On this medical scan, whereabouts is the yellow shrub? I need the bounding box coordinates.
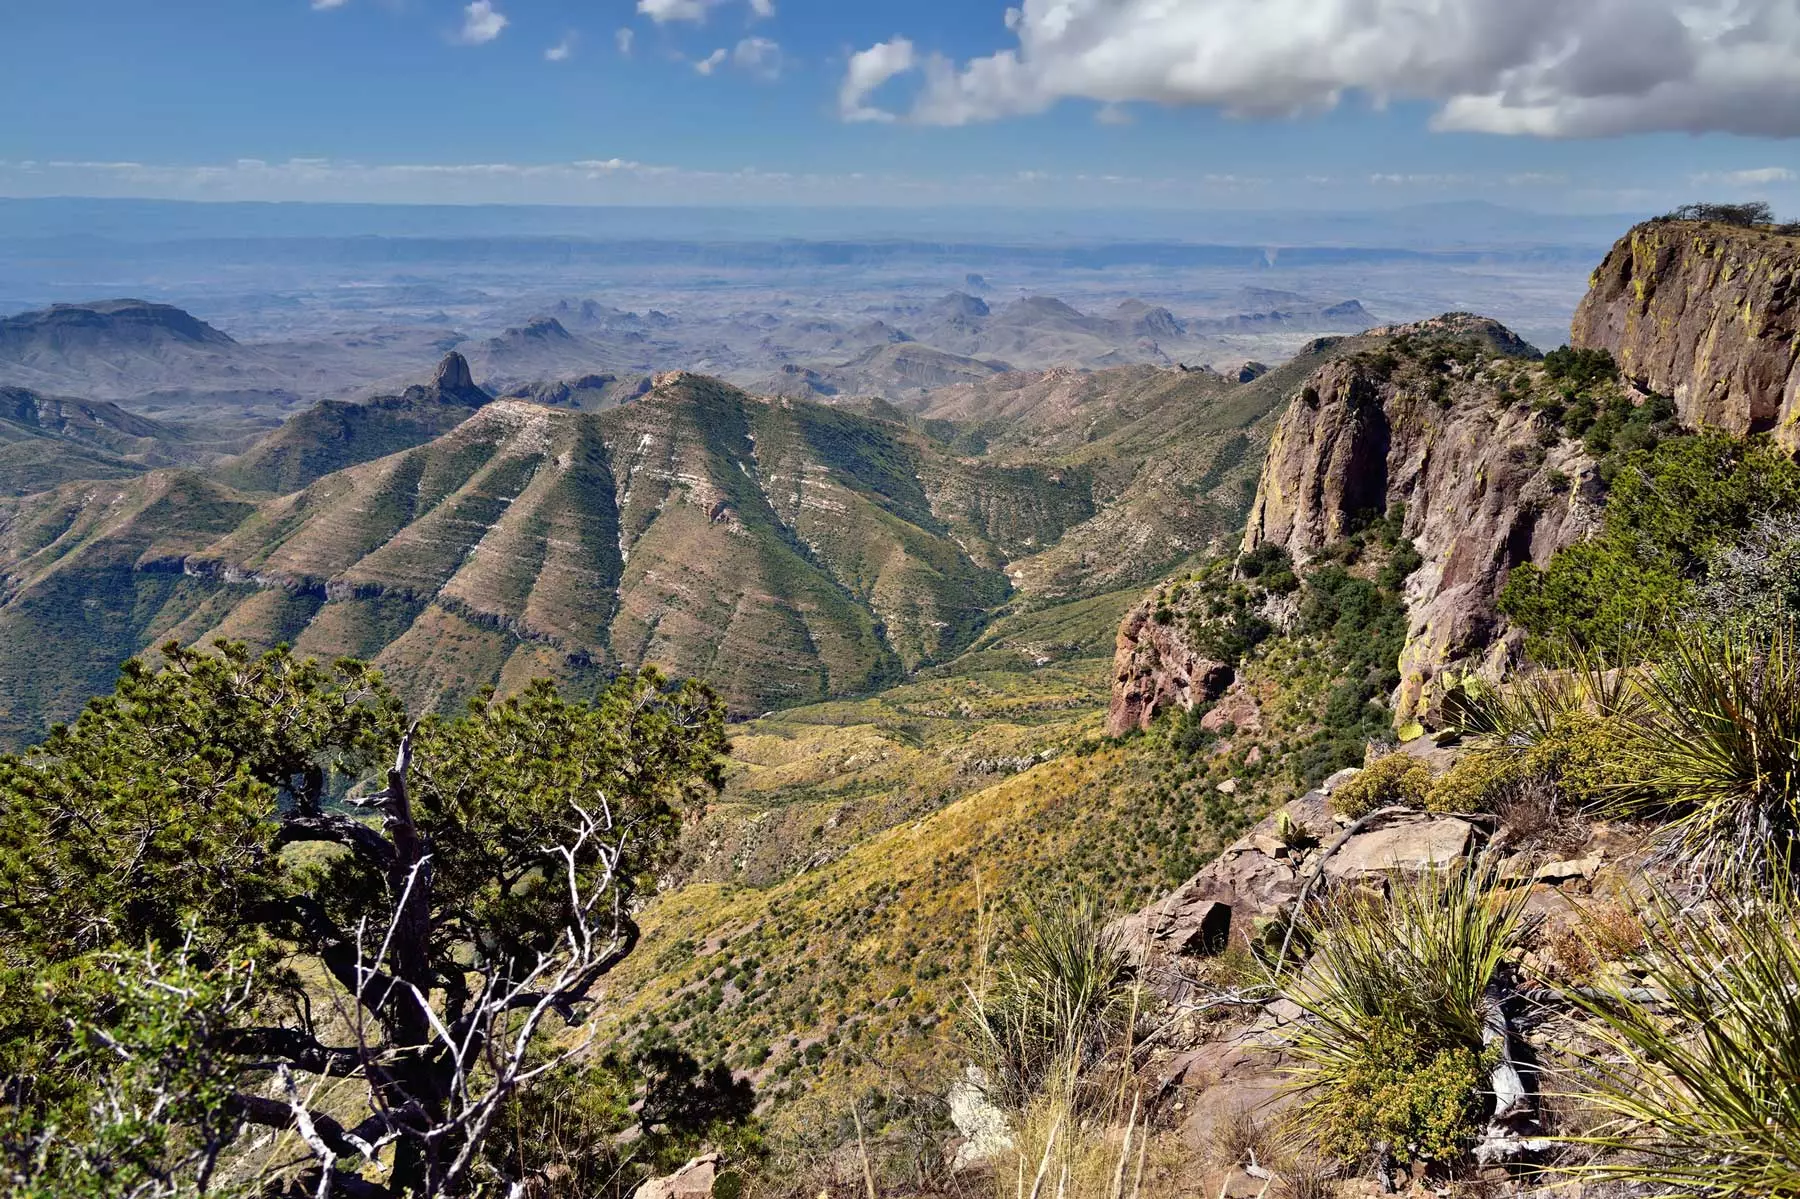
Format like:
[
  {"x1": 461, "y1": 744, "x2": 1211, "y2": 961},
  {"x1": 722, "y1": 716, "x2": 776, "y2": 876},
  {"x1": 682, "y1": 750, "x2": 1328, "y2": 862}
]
[
  {"x1": 1331, "y1": 754, "x2": 1432, "y2": 818},
  {"x1": 1428, "y1": 711, "x2": 1632, "y2": 814}
]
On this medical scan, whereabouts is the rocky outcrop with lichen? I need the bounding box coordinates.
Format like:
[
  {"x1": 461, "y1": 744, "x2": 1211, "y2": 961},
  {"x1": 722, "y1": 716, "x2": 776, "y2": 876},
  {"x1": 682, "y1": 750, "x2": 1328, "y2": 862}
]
[
  {"x1": 1106, "y1": 600, "x2": 1235, "y2": 736},
  {"x1": 1571, "y1": 220, "x2": 1800, "y2": 446},
  {"x1": 1106, "y1": 316, "x2": 1590, "y2": 734},
  {"x1": 1241, "y1": 316, "x2": 1597, "y2": 726}
]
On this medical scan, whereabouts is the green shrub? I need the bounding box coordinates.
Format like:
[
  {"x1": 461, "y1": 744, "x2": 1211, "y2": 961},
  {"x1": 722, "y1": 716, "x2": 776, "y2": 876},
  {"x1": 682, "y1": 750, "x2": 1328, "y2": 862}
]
[
  {"x1": 1616, "y1": 622, "x2": 1800, "y2": 885},
  {"x1": 1282, "y1": 866, "x2": 1527, "y2": 1169},
  {"x1": 1429, "y1": 709, "x2": 1634, "y2": 815},
  {"x1": 1566, "y1": 888, "x2": 1800, "y2": 1197},
  {"x1": 1501, "y1": 434, "x2": 1800, "y2": 658},
  {"x1": 1331, "y1": 753, "x2": 1432, "y2": 817},
  {"x1": 1312, "y1": 1019, "x2": 1492, "y2": 1167}
]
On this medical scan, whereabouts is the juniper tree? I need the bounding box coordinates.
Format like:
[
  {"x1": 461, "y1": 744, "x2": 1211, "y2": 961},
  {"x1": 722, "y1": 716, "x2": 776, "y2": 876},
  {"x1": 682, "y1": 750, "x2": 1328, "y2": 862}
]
[{"x1": 0, "y1": 642, "x2": 728, "y2": 1197}]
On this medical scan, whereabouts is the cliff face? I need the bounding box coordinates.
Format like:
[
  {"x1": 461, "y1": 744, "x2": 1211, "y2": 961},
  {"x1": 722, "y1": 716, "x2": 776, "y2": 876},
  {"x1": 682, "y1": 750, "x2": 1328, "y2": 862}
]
[
  {"x1": 1108, "y1": 316, "x2": 1599, "y2": 734},
  {"x1": 1107, "y1": 602, "x2": 1233, "y2": 736},
  {"x1": 1245, "y1": 320, "x2": 1597, "y2": 724},
  {"x1": 1572, "y1": 220, "x2": 1800, "y2": 445}
]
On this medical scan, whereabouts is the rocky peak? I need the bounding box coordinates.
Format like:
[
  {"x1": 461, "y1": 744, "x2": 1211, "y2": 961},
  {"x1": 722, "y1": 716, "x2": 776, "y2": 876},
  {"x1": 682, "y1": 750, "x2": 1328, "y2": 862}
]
[
  {"x1": 1239, "y1": 319, "x2": 1592, "y2": 723},
  {"x1": 433, "y1": 351, "x2": 476, "y2": 394},
  {"x1": 1106, "y1": 315, "x2": 1592, "y2": 736},
  {"x1": 1571, "y1": 219, "x2": 1800, "y2": 445}
]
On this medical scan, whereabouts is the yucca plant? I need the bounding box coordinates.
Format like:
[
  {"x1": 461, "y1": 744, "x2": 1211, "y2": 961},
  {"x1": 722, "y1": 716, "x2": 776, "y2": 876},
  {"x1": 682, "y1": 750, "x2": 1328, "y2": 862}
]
[
  {"x1": 1450, "y1": 644, "x2": 1643, "y2": 750},
  {"x1": 1560, "y1": 887, "x2": 1800, "y2": 1198},
  {"x1": 1618, "y1": 621, "x2": 1800, "y2": 885},
  {"x1": 960, "y1": 897, "x2": 1135, "y2": 1114},
  {"x1": 1281, "y1": 866, "x2": 1531, "y2": 1168}
]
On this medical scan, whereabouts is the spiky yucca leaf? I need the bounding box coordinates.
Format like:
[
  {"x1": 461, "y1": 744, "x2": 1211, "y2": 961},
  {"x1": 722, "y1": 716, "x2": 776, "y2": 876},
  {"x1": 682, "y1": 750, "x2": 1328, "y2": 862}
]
[
  {"x1": 1620, "y1": 622, "x2": 1800, "y2": 885},
  {"x1": 1281, "y1": 866, "x2": 1530, "y2": 1165},
  {"x1": 960, "y1": 897, "x2": 1135, "y2": 1113},
  {"x1": 1562, "y1": 888, "x2": 1800, "y2": 1199},
  {"x1": 1452, "y1": 644, "x2": 1643, "y2": 751}
]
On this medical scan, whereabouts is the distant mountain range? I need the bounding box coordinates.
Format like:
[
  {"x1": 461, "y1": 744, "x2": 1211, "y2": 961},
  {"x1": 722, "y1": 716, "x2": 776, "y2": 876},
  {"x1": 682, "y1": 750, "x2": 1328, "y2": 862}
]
[
  {"x1": 0, "y1": 344, "x2": 1309, "y2": 744},
  {"x1": 0, "y1": 290, "x2": 1380, "y2": 424}
]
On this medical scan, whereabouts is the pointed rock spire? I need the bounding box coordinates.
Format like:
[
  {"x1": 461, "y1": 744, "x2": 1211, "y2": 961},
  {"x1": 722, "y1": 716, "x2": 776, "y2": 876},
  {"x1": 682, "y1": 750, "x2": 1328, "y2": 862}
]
[{"x1": 434, "y1": 352, "x2": 476, "y2": 393}]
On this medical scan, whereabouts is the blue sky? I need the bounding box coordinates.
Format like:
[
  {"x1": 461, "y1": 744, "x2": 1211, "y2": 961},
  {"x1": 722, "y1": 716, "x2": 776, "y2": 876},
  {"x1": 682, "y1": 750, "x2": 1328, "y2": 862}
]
[{"x1": 2, "y1": 0, "x2": 1796, "y2": 211}]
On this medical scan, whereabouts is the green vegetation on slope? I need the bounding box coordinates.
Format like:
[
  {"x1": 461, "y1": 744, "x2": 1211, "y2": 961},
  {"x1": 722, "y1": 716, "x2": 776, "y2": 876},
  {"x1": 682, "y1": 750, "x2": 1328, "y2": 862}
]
[{"x1": 1501, "y1": 432, "x2": 1800, "y2": 655}]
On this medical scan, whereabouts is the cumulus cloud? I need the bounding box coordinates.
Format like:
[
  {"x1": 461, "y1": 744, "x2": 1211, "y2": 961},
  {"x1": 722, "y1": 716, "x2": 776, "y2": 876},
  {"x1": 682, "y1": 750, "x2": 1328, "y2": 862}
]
[
  {"x1": 311, "y1": 0, "x2": 350, "y2": 10},
  {"x1": 840, "y1": 38, "x2": 917, "y2": 122},
  {"x1": 693, "y1": 48, "x2": 729, "y2": 75},
  {"x1": 456, "y1": 0, "x2": 506, "y2": 45},
  {"x1": 616, "y1": 27, "x2": 636, "y2": 55},
  {"x1": 638, "y1": 0, "x2": 770, "y2": 24},
  {"x1": 545, "y1": 33, "x2": 576, "y2": 62},
  {"x1": 842, "y1": 0, "x2": 1800, "y2": 137}
]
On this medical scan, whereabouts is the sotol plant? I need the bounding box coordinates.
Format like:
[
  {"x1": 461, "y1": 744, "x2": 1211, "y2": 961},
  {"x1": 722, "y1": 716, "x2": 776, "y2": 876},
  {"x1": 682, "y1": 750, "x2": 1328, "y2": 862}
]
[
  {"x1": 1281, "y1": 866, "x2": 1529, "y2": 1169},
  {"x1": 1619, "y1": 622, "x2": 1800, "y2": 885},
  {"x1": 1563, "y1": 887, "x2": 1800, "y2": 1198}
]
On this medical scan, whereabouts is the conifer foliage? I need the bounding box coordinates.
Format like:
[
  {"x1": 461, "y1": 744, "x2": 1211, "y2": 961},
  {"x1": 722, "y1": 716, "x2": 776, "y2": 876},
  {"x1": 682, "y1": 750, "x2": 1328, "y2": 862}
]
[{"x1": 0, "y1": 642, "x2": 728, "y2": 1198}]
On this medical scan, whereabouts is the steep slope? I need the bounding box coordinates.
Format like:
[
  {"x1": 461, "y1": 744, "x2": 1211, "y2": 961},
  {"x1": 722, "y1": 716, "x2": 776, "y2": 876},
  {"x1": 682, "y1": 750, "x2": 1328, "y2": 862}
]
[
  {"x1": 0, "y1": 387, "x2": 211, "y2": 495},
  {"x1": 0, "y1": 471, "x2": 262, "y2": 744},
  {"x1": 1109, "y1": 315, "x2": 1584, "y2": 737},
  {"x1": 907, "y1": 352, "x2": 1330, "y2": 599},
  {"x1": 1571, "y1": 219, "x2": 1800, "y2": 445},
  {"x1": 1, "y1": 374, "x2": 1127, "y2": 739},
  {"x1": 216, "y1": 353, "x2": 492, "y2": 494}
]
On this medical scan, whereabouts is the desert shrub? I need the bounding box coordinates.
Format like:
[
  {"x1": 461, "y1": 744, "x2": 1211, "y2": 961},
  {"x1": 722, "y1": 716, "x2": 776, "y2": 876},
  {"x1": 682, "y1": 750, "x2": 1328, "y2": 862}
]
[
  {"x1": 1311, "y1": 1020, "x2": 1489, "y2": 1168},
  {"x1": 1282, "y1": 866, "x2": 1528, "y2": 1170},
  {"x1": 1540, "y1": 346, "x2": 1618, "y2": 393},
  {"x1": 1564, "y1": 888, "x2": 1800, "y2": 1198},
  {"x1": 1330, "y1": 754, "x2": 1432, "y2": 818},
  {"x1": 1614, "y1": 622, "x2": 1800, "y2": 886},
  {"x1": 1696, "y1": 511, "x2": 1800, "y2": 627},
  {"x1": 1429, "y1": 709, "x2": 1634, "y2": 816},
  {"x1": 1501, "y1": 433, "x2": 1800, "y2": 658},
  {"x1": 960, "y1": 897, "x2": 1136, "y2": 1113}
]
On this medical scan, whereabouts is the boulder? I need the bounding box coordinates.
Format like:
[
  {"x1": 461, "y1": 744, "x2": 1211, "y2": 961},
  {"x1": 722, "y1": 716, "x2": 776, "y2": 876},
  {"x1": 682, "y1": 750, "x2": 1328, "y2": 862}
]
[
  {"x1": 633, "y1": 1154, "x2": 718, "y2": 1199},
  {"x1": 946, "y1": 1067, "x2": 1013, "y2": 1170},
  {"x1": 1323, "y1": 816, "x2": 1478, "y2": 880}
]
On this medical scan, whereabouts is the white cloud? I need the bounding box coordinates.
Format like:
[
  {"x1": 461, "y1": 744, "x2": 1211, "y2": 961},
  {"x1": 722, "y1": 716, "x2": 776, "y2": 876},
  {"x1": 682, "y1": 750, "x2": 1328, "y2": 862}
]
[
  {"x1": 1692, "y1": 166, "x2": 1799, "y2": 185},
  {"x1": 693, "y1": 48, "x2": 728, "y2": 75},
  {"x1": 840, "y1": 38, "x2": 916, "y2": 123},
  {"x1": 311, "y1": 0, "x2": 350, "y2": 10},
  {"x1": 733, "y1": 36, "x2": 783, "y2": 80},
  {"x1": 545, "y1": 33, "x2": 576, "y2": 62},
  {"x1": 638, "y1": 0, "x2": 770, "y2": 24},
  {"x1": 843, "y1": 0, "x2": 1800, "y2": 137},
  {"x1": 456, "y1": 0, "x2": 507, "y2": 45},
  {"x1": 616, "y1": 27, "x2": 636, "y2": 55}
]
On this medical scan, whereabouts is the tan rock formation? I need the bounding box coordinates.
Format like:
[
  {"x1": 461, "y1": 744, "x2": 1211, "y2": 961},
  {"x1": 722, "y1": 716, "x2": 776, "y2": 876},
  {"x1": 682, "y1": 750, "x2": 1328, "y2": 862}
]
[
  {"x1": 1241, "y1": 317, "x2": 1599, "y2": 724},
  {"x1": 1572, "y1": 220, "x2": 1800, "y2": 446}
]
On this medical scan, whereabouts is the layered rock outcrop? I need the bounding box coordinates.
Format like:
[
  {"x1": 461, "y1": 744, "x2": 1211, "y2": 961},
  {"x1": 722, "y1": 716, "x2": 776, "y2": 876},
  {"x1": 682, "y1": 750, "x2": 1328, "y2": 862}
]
[
  {"x1": 1107, "y1": 601, "x2": 1234, "y2": 736},
  {"x1": 1572, "y1": 220, "x2": 1800, "y2": 446},
  {"x1": 1242, "y1": 317, "x2": 1598, "y2": 724}
]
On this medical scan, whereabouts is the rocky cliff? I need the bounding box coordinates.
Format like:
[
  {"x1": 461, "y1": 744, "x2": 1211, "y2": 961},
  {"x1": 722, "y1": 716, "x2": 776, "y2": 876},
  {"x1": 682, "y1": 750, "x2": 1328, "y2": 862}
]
[
  {"x1": 1108, "y1": 316, "x2": 1599, "y2": 735},
  {"x1": 1572, "y1": 219, "x2": 1800, "y2": 445}
]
